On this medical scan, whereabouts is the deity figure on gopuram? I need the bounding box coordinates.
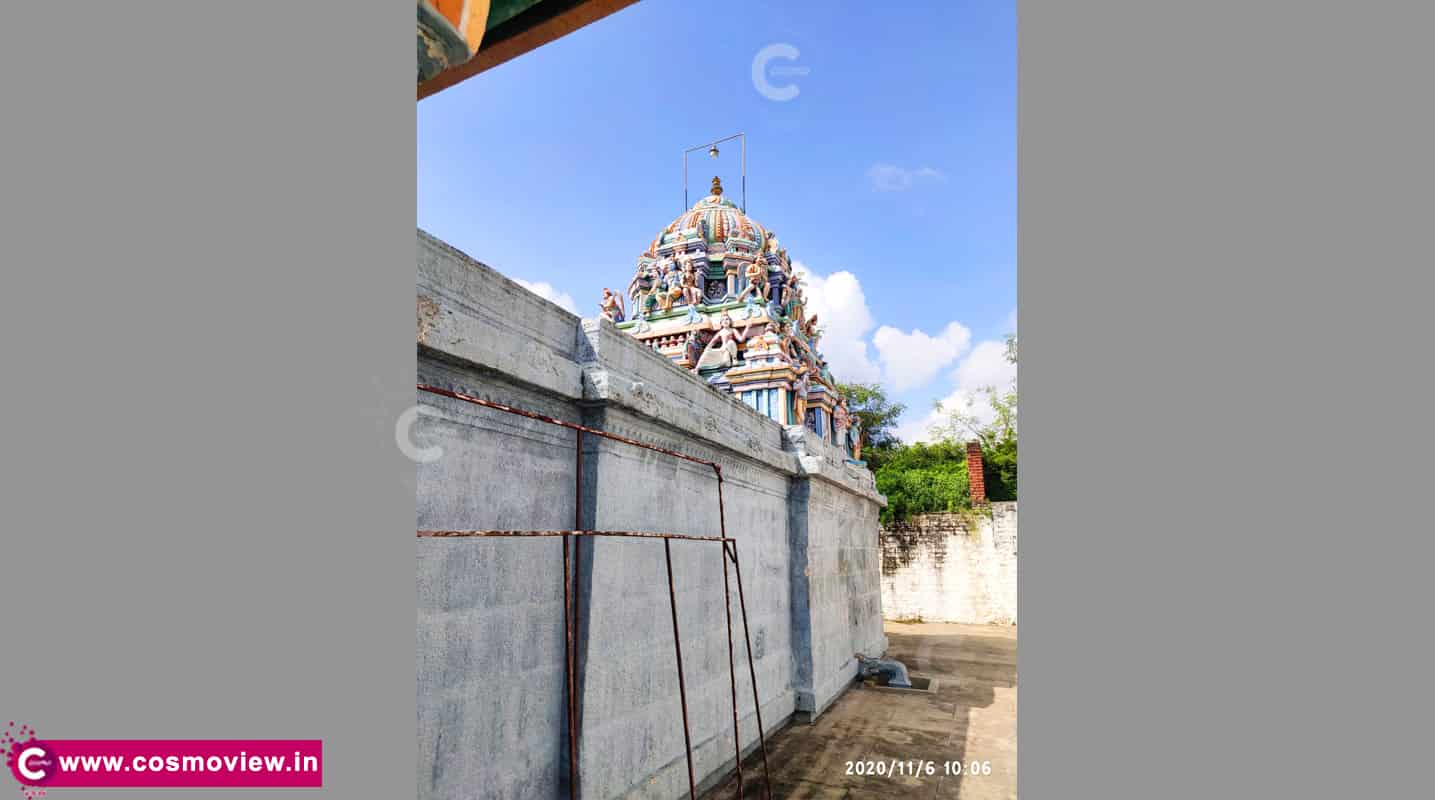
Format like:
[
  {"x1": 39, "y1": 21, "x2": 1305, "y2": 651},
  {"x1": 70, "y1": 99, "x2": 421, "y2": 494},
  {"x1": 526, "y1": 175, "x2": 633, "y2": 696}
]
[{"x1": 601, "y1": 175, "x2": 855, "y2": 449}]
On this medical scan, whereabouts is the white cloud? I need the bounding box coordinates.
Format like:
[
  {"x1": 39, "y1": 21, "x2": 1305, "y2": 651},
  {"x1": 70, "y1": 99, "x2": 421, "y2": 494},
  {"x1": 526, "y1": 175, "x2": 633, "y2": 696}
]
[
  {"x1": 867, "y1": 163, "x2": 946, "y2": 192},
  {"x1": 514, "y1": 278, "x2": 578, "y2": 314},
  {"x1": 953, "y1": 339, "x2": 1016, "y2": 393},
  {"x1": 873, "y1": 321, "x2": 972, "y2": 391},
  {"x1": 780, "y1": 263, "x2": 1015, "y2": 447},
  {"x1": 794, "y1": 263, "x2": 881, "y2": 383},
  {"x1": 793, "y1": 263, "x2": 979, "y2": 397},
  {"x1": 893, "y1": 339, "x2": 1017, "y2": 444}
]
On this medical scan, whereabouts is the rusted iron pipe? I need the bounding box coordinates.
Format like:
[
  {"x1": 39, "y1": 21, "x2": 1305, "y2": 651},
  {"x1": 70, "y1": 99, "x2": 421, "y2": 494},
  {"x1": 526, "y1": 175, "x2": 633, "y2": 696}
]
[
  {"x1": 664, "y1": 539, "x2": 698, "y2": 800},
  {"x1": 417, "y1": 529, "x2": 733, "y2": 542},
  {"x1": 419, "y1": 383, "x2": 722, "y2": 471},
  {"x1": 728, "y1": 543, "x2": 773, "y2": 800},
  {"x1": 562, "y1": 533, "x2": 577, "y2": 800},
  {"x1": 571, "y1": 430, "x2": 584, "y2": 798},
  {"x1": 720, "y1": 529, "x2": 744, "y2": 797},
  {"x1": 715, "y1": 469, "x2": 744, "y2": 797}
]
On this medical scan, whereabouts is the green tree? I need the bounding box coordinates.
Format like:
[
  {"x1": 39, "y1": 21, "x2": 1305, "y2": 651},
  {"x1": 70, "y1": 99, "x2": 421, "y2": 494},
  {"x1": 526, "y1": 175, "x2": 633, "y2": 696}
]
[
  {"x1": 871, "y1": 440, "x2": 972, "y2": 524},
  {"x1": 835, "y1": 381, "x2": 907, "y2": 466},
  {"x1": 929, "y1": 333, "x2": 1017, "y2": 500}
]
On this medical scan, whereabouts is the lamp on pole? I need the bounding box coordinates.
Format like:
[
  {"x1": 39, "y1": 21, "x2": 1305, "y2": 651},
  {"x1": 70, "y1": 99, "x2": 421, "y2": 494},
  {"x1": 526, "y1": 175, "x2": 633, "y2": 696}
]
[{"x1": 683, "y1": 133, "x2": 746, "y2": 212}]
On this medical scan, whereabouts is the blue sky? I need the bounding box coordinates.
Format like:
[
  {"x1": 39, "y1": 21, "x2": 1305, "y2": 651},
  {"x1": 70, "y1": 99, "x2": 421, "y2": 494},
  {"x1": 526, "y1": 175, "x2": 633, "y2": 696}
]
[{"x1": 418, "y1": 0, "x2": 1015, "y2": 442}]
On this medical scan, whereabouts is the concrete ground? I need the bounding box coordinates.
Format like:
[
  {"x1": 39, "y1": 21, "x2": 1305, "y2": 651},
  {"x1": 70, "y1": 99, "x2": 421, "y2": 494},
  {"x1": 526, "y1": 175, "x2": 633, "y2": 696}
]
[{"x1": 703, "y1": 622, "x2": 1016, "y2": 800}]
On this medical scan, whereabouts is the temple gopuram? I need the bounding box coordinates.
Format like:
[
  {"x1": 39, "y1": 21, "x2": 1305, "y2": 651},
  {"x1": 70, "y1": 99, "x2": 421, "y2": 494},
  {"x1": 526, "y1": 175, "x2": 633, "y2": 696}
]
[{"x1": 599, "y1": 176, "x2": 864, "y2": 461}]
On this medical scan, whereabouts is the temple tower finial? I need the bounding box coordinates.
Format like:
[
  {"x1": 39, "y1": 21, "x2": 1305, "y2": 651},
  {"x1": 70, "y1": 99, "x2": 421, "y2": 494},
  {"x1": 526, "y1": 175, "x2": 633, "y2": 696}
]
[{"x1": 710, "y1": 176, "x2": 723, "y2": 196}]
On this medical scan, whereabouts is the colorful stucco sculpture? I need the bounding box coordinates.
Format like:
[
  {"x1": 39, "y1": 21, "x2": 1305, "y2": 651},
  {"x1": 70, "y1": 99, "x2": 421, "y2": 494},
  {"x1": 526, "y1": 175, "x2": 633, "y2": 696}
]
[{"x1": 605, "y1": 176, "x2": 861, "y2": 458}]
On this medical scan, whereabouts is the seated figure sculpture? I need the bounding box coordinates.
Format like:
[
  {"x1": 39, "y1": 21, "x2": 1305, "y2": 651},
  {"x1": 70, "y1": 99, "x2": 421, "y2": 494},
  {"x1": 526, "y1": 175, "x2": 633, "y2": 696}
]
[
  {"x1": 599, "y1": 287, "x2": 625, "y2": 322},
  {"x1": 694, "y1": 313, "x2": 756, "y2": 371},
  {"x1": 736, "y1": 260, "x2": 768, "y2": 304},
  {"x1": 758, "y1": 322, "x2": 791, "y2": 362},
  {"x1": 659, "y1": 258, "x2": 685, "y2": 312}
]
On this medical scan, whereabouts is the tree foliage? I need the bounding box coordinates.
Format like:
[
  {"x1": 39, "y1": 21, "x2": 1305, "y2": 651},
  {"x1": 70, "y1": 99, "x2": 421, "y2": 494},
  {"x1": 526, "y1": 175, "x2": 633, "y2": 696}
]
[
  {"x1": 838, "y1": 334, "x2": 1017, "y2": 524},
  {"x1": 980, "y1": 430, "x2": 1017, "y2": 502},
  {"x1": 834, "y1": 381, "x2": 906, "y2": 452},
  {"x1": 929, "y1": 333, "x2": 1017, "y2": 501},
  {"x1": 873, "y1": 441, "x2": 971, "y2": 525},
  {"x1": 866, "y1": 333, "x2": 1018, "y2": 524}
]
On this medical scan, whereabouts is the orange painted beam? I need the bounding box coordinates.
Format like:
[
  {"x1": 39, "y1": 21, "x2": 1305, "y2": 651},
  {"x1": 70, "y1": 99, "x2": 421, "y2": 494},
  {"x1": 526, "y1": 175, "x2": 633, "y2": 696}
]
[{"x1": 418, "y1": 0, "x2": 640, "y2": 100}]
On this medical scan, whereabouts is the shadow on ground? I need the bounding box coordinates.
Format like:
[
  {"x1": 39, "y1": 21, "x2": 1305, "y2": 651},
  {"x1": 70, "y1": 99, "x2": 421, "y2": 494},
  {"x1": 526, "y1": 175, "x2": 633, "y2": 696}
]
[{"x1": 701, "y1": 621, "x2": 1017, "y2": 800}]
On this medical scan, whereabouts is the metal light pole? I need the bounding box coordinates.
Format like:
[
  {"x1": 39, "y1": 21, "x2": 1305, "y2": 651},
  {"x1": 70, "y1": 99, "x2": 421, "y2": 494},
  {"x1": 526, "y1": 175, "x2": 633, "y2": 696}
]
[{"x1": 683, "y1": 133, "x2": 746, "y2": 212}]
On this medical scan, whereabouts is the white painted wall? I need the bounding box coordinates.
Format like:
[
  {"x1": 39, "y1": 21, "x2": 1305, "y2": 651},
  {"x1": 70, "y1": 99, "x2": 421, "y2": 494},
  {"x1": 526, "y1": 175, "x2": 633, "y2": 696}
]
[{"x1": 879, "y1": 503, "x2": 1018, "y2": 625}]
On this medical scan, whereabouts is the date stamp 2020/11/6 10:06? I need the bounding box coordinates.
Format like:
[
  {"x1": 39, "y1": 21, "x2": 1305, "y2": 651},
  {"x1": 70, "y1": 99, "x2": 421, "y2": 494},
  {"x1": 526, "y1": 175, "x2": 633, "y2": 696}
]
[{"x1": 845, "y1": 760, "x2": 994, "y2": 778}]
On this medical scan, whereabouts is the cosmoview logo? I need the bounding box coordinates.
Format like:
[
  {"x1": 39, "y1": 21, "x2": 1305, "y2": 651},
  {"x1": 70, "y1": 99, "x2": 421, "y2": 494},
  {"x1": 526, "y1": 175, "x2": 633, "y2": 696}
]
[
  {"x1": 751, "y1": 43, "x2": 810, "y2": 102},
  {"x1": 16, "y1": 744, "x2": 54, "y2": 784},
  {"x1": 5, "y1": 723, "x2": 49, "y2": 799},
  {"x1": 5, "y1": 723, "x2": 323, "y2": 793}
]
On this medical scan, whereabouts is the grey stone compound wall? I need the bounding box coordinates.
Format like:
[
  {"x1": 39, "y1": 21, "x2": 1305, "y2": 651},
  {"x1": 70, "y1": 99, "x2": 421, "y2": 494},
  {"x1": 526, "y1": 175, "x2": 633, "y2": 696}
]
[
  {"x1": 879, "y1": 505, "x2": 1018, "y2": 625},
  {"x1": 415, "y1": 230, "x2": 888, "y2": 800}
]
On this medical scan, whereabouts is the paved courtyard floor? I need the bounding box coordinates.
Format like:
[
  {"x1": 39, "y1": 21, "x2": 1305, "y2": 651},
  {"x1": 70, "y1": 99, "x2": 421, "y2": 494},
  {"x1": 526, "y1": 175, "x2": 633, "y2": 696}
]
[{"x1": 703, "y1": 621, "x2": 1017, "y2": 799}]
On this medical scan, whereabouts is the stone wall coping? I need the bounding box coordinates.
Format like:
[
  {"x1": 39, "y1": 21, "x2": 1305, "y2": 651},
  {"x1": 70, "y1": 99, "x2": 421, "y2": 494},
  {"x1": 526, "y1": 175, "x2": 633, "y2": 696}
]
[
  {"x1": 416, "y1": 229, "x2": 886, "y2": 505},
  {"x1": 418, "y1": 230, "x2": 584, "y2": 401},
  {"x1": 578, "y1": 316, "x2": 801, "y2": 475}
]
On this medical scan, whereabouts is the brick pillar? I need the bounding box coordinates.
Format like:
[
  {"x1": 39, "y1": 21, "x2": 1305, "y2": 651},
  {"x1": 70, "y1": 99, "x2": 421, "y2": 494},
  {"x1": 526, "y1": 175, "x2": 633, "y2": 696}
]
[{"x1": 966, "y1": 441, "x2": 987, "y2": 504}]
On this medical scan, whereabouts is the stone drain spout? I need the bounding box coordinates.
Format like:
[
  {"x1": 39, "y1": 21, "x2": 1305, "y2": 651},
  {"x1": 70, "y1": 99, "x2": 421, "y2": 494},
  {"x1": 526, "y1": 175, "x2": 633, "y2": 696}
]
[{"x1": 855, "y1": 653, "x2": 912, "y2": 688}]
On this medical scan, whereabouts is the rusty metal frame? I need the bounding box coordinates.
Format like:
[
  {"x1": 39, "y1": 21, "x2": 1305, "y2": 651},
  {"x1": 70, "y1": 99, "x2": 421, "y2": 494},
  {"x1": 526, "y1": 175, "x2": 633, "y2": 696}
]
[{"x1": 416, "y1": 383, "x2": 771, "y2": 800}]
